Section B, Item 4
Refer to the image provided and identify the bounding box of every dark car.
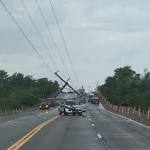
[58,100,83,116]
[39,101,50,110]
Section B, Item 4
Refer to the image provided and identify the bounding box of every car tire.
[64,112,68,116]
[59,111,62,115]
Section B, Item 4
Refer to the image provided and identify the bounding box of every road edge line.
[105,109,150,129]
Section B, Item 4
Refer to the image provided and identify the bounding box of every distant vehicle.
[58,100,83,116]
[90,96,99,105]
[39,101,50,110]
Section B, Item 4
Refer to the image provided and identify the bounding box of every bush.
[0,70,59,110]
[99,66,150,111]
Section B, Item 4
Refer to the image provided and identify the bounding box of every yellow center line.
[7,115,59,150]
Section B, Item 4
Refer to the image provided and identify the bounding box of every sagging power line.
[35,0,80,88]
[1,0,81,89]
[34,0,70,80]
[20,0,58,73]
[47,0,81,87]
[0,0,54,78]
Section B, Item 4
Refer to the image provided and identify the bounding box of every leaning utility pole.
[54,71,79,95]
[55,78,69,98]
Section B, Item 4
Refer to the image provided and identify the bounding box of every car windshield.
[65,100,76,105]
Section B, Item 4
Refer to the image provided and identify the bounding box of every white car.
[58,100,83,116]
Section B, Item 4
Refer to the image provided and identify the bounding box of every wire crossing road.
[0,104,150,150]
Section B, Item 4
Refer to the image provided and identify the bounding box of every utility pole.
[55,71,79,95]
[55,78,69,98]
[96,80,99,91]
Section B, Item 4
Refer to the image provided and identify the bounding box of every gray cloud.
[0,0,150,90]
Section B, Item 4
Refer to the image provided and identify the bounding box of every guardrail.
[98,92,150,121]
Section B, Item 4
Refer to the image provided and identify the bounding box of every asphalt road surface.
[0,104,150,150]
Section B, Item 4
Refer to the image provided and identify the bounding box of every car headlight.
[39,106,42,108]
[45,105,49,108]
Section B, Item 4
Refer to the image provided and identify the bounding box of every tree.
[99,66,150,110]
[0,70,8,96]
[0,70,60,110]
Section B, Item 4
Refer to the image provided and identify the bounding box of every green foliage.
[0,70,59,110]
[99,66,150,110]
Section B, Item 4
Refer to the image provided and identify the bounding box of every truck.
[89,95,99,105]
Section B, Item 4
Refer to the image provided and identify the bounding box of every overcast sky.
[0,0,150,90]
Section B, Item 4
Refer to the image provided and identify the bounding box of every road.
[0,103,150,150]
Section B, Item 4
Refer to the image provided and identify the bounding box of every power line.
[20,0,57,73]
[47,0,81,87]
[0,0,54,78]
[34,0,69,79]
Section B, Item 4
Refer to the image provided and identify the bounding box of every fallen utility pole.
[55,71,79,95]
[55,78,69,98]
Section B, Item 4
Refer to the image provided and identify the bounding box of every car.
[39,101,49,110]
[58,100,83,116]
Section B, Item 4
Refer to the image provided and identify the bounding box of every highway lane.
[0,108,58,150]
[1,103,150,150]
[0,104,106,150]
[0,108,41,124]
[88,104,150,150]
[21,115,105,150]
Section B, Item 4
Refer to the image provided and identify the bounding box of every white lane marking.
[7,120,15,123]
[6,120,15,124]
[97,133,102,139]
[91,123,95,127]
[0,120,16,127]
[88,118,92,121]
[45,111,49,114]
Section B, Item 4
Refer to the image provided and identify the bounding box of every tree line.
[99,66,150,111]
[0,70,59,111]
